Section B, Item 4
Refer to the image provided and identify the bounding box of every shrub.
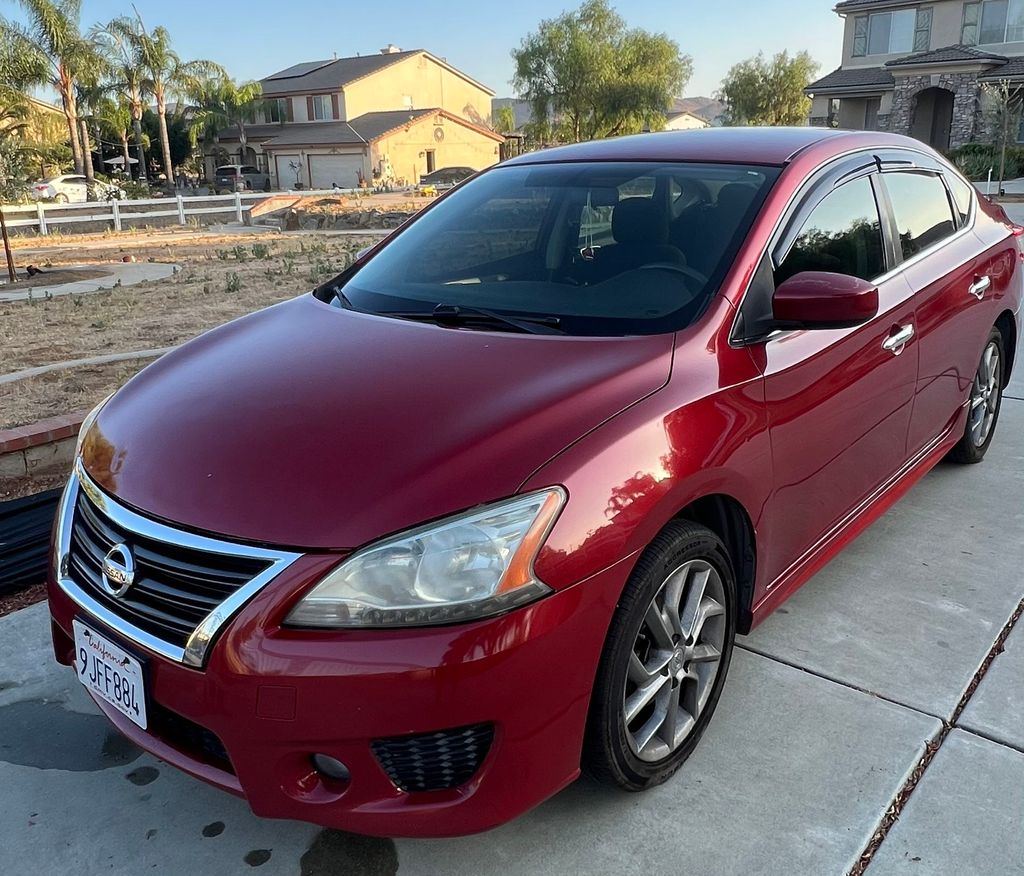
[947,142,1024,180]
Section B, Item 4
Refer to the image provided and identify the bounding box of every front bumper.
[47,481,630,837]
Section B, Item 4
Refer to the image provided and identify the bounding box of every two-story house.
[806,0,1024,150]
[211,46,503,189]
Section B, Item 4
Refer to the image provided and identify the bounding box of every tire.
[54,193,69,203]
[947,326,1005,464]
[584,520,737,791]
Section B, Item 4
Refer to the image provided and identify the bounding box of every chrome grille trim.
[55,462,302,668]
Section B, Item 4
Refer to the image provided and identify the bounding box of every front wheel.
[947,327,1004,464]
[54,193,69,203]
[584,520,736,790]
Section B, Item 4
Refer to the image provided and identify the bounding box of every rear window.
[336,161,779,337]
[215,166,239,176]
[883,171,957,259]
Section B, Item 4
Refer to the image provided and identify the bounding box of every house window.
[267,98,288,123]
[963,0,1024,44]
[853,8,931,56]
[311,95,331,121]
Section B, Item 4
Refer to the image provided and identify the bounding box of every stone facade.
[886,71,983,148]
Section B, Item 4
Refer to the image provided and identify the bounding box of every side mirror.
[772,271,878,330]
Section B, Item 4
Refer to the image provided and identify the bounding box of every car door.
[876,164,1003,453]
[744,167,919,587]
[63,176,88,203]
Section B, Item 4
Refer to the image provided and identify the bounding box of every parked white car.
[31,174,125,203]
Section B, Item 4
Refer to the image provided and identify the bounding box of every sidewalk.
[1,353,1021,875]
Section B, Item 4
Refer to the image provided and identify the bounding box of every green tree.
[94,16,150,180]
[717,50,819,127]
[494,105,516,134]
[1,0,108,174]
[512,0,691,142]
[106,13,224,184]
[96,95,135,170]
[186,76,264,165]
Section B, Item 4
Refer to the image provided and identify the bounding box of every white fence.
[0,188,364,236]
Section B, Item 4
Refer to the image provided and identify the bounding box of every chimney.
[380,44,402,54]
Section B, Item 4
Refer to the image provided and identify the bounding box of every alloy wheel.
[968,340,1001,447]
[622,559,727,763]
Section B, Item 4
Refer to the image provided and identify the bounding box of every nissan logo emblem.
[101,543,136,598]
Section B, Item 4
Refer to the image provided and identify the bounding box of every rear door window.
[776,175,885,284]
[883,171,957,259]
[944,173,974,226]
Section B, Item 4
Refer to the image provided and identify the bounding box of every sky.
[5,0,844,100]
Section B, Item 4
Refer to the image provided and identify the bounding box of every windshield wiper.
[382,304,564,335]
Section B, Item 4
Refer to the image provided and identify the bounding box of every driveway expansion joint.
[848,592,1024,875]
[735,643,944,720]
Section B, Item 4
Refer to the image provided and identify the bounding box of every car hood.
[81,295,673,549]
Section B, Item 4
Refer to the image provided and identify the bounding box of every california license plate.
[73,620,147,729]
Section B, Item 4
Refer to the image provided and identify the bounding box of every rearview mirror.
[772,271,878,330]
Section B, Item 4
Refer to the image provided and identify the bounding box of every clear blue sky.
[7,0,844,99]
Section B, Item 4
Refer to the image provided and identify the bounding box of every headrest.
[716,183,757,214]
[612,197,668,245]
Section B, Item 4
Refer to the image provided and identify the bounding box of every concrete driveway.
[2,349,1022,876]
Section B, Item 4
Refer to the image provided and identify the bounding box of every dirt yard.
[0,266,113,290]
[0,229,382,429]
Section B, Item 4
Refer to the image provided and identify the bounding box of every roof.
[504,127,854,167]
[260,50,494,97]
[886,45,1007,67]
[834,0,920,11]
[980,57,1024,80]
[670,96,726,122]
[805,66,895,93]
[262,108,503,149]
[215,123,293,142]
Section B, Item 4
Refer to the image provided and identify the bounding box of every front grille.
[149,701,234,774]
[372,723,494,792]
[67,488,271,649]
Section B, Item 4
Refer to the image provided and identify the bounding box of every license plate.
[73,620,147,729]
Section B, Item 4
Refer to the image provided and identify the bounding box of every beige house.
[212,46,502,188]
[807,0,1024,149]
[663,109,710,131]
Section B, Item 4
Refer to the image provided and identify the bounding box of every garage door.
[274,154,302,190]
[309,154,364,190]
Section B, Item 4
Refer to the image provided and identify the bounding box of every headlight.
[285,488,566,628]
[76,393,113,457]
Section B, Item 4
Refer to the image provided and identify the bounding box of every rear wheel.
[584,520,736,790]
[54,192,69,203]
[948,327,1004,464]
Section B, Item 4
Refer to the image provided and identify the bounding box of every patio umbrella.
[103,156,139,166]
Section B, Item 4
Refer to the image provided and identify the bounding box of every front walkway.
[1,351,1022,875]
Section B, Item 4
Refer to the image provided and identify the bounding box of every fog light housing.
[311,754,351,783]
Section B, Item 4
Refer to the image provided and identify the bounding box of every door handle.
[969,275,991,299]
[882,324,915,354]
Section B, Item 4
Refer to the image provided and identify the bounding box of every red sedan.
[48,128,1020,836]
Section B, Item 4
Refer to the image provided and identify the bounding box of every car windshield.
[335,161,778,337]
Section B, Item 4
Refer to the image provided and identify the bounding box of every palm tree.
[74,80,108,182]
[122,15,223,185]
[1,0,107,175]
[95,16,150,182]
[96,96,135,172]
[187,77,264,170]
